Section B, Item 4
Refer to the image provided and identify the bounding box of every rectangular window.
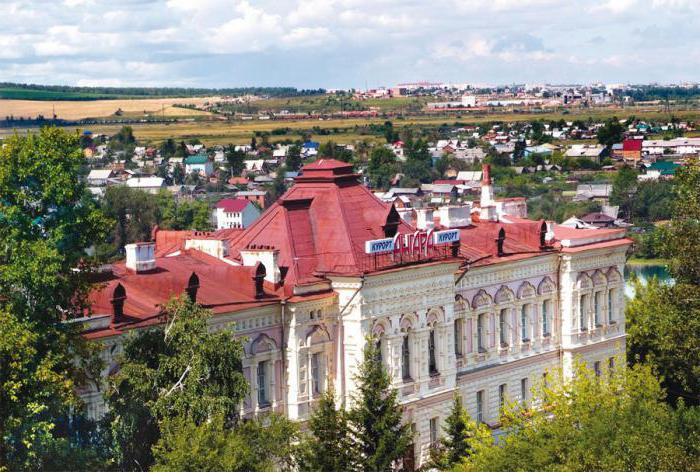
[542,300,550,336]
[499,309,508,346]
[594,292,601,326]
[499,383,507,409]
[477,314,486,352]
[429,417,438,446]
[454,318,463,357]
[608,357,615,371]
[476,390,484,423]
[402,335,411,380]
[579,295,588,331]
[608,290,615,323]
[429,329,438,375]
[542,372,548,388]
[594,360,601,377]
[311,353,321,395]
[521,304,530,342]
[257,361,269,406]
[375,338,382,364]
[520,378,528,404]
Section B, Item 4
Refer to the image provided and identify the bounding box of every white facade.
[212,203,260,229]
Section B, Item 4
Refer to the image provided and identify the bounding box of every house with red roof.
[80,160,632,466]
[212,198,261,229]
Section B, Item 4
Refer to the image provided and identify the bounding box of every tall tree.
[597,117,625,147]
[458,362,700,471]
[300,386,356,471]
[226,145,247,177]
[286,144,302,172]
[348,340,412,472]
[667,158,700,285]
[0,127,108,470]
[610,166,638,220]
[367,147,397,190]
[425,395,490,470]
[103,297,248,470]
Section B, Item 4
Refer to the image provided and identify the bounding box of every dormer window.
[496,228,506,256]
[111,283,127,322]
[185,272,200,302]
[383,206,400,237]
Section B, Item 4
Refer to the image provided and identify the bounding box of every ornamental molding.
[458,256,558,290]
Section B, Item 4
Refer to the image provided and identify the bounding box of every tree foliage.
[458,362,700,471]
[0,127,107,470]
[102,297,248,470]
[597,117,625,147]
[348,340,412,472]
[299,386,356,472]
[367,146,398,190]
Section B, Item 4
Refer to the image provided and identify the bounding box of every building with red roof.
[80,161,631,466]
[213,197,260,229]
[622,138,643,163]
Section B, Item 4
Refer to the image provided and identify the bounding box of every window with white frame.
[499,309,509,346]
[579,294,588,331]
[594,291,602,326]
[257,360,270,406]
[608,289,615,323]
[429,328,438,375]
[542,299,551,336]
[429,417,439,446]
[594,360,601,377]
[477,313,487,352]
[499,383,507,410]
[520,378,528,404]
[402,334,411,381]
[311,352,323,396]
[454,318,463,357]
[521,304,530,342]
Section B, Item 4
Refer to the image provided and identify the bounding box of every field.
[0,97,218,120]
[2,100,700,145]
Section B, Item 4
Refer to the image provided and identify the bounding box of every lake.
[624,263,674,298]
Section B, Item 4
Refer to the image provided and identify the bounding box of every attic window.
[111,283,127,322]
[383,206,400,238]
[254,263,266,299]
[496,228,506,257]
[186,272,200,302]
[539,221,548,248]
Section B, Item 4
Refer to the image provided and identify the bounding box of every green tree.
[103,297,248,470]
[112,125,136,148]
[152,413,301,472]
[0,127,108,470]
[300,386,356,472]
[610,166,638,220]
[160,138,177,158]
[348,339,412,472]
[226,145,247,176]
[367,147,397,190]
[102,186,159,253]
[403,139,434,183]
[172,163,185,185]
[597,117,625,147]
[424,395,490,470]
[667,158,700,285]
[286,144,302,171]
[459,362,700,471]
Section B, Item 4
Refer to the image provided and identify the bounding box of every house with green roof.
[185,153,213,177]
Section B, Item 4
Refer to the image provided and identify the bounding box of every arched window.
[428,329,438,375]
[477,313,487,352]
[402,334,411,381]
[499,309,509,346]
[521,304,530,342]
[608,289,615,323]
[454,318,463,357]
[257,361,269,406]
[579,294,588,331]
[542,300,551,337]
[594,291,602,326]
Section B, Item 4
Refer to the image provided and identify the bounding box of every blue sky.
[1,0,698,89]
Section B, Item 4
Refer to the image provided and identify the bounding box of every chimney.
[125,242,156,272]
[438,204,472,228]
[480,163,494,208]
[240,245,281,284]
[415,208,434,231]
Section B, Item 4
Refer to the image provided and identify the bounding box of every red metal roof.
[216,198,251,212]
[623,139,643,151]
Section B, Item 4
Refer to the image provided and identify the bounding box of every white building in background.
[82,161,631,470]
[212,198,261,229]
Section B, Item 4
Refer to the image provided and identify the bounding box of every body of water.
[624,263,674,298]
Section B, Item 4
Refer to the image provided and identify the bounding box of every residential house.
[125,176,166,194]
[185,154,214,177]
[212,198,261,229]
[573,184,613,203]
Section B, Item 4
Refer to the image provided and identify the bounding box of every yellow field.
[2,104,699,146]
[0,97,217,120]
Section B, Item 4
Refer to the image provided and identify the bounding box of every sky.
[1,0,699,89]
